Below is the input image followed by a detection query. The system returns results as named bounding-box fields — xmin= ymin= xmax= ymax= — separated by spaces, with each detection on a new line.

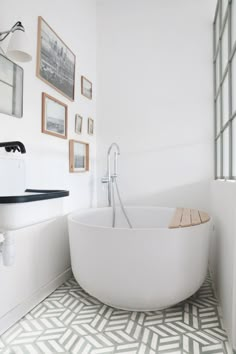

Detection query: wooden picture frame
xmin=87 ymin=118 xmax=94 ymax=135
xmin=37 ymin=17 xmax=76 ymax=101
xmin=81 ymin=76 xmax=92 ymax=100
xmin=75 ymin=114 xmax=83 ymax=134
xmin=42 ymin=92 xmax=68 ymax=139
xmin=69 ymin=140 xmax=89 ymax=172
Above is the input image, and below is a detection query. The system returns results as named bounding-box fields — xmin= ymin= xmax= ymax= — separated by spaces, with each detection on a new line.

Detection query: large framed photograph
xmin=75 ymin=114 xmax=83 ymax=134
xmin=81 ymin=76 xmax=92 ymax=100
xmin=42 ymin=92 xmax=68 ymax=139
xmin=37 ymin=17 xmax=76 ymax=101
xmin=87 ymin=118 xmax=94 ymax=135
xmin=69 ymin=140 xmax=89 ymax=172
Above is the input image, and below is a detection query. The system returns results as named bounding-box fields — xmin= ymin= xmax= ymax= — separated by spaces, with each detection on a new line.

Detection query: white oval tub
xmin=68 ymin=206 xmax=211 ymax=311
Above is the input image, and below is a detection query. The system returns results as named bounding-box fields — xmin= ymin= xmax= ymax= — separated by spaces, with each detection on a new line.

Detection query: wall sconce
xmin=0 ymin=21 xmax=32 ymax=63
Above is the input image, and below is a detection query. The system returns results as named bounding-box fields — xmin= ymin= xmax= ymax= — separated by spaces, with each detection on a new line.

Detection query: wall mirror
xmin=0 ymin=53 xmax=23 ymax=118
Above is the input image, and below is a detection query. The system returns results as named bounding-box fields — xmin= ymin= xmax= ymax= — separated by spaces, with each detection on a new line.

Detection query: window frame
xmin=214 ymin=0 xmax=236 ymax=180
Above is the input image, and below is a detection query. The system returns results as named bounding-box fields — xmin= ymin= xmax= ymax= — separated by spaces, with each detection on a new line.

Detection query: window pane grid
xmin=222 ymin=73 xmax=230 ymax=126
xmin=232 ymin=50 xmax=236 ymax=116
xmin=214 ymin=0 xmax=235 ymax=180
xmin=230 ymin=41 xmax=236 ymax=60
xmin=213 ymin=20 xmax=217 ymax=180
xmin=220 ymin=0 xmax=224 ymax=178
xmin=215 ymin=114 xmax=236 ymax=140
xmin=221 ymin=14 xmax=229 ymax=72
xmin=216 ymin=137 xmax=221 ymax=178
xmin=223 ymin=127 xmax=230 ymax=178
xmin=228 ymin=0 xmax=233 ymax=177
xmin=232 ymin=116 xmax=236 ymax=175
xmin=232 ymin=0 xmax=236 ymax=48
xmin=222 ymin=2 xmax=229 ymax=23
xmin=214 ymin=43 xmax=220 ymax=60
xmin=215 ymin=81 xmax=222 ymax=100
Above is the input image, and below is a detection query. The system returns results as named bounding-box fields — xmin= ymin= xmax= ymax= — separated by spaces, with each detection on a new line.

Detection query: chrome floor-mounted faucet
xmin=101 ymin=143 xmax=120 ymax=206
xmin=101 ymin=143 xmax=132 ymax=228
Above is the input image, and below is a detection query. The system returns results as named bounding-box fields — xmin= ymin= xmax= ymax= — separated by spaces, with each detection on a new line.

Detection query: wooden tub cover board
xmin=169 ymin=208 xmax=210 ymax=229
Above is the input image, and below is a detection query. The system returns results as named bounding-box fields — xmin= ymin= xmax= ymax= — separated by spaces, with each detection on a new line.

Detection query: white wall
xmin=210 ymin=181 xmax=236 ymax=349
xmin=0 ymin=0 xmax=97 ymax=211
xmin=96 ymin=0 xmax=216 ymax=210
xmin=0 ymin=0 xmax=96 ymax=333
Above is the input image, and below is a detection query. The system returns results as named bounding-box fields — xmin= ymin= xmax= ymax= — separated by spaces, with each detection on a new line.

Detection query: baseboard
xmin=0 ymin=268 xmax=72 ymax=336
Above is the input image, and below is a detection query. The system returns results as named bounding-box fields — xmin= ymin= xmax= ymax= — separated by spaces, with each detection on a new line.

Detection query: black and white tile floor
xmin=0 ymin=275 xmax=232 ymax=354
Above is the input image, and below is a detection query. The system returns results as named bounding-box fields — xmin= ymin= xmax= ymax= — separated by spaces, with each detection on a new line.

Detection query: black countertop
xmin=0 ymin=189 xmax=69 ymax=204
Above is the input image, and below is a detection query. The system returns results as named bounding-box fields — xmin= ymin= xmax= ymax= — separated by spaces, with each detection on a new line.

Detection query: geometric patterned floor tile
xmin=0 ymin=274 xmax=232 ymax=354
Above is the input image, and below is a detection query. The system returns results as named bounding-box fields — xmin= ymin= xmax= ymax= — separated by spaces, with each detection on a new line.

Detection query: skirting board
xmin=0 ymin=268 xmax=72 ymax=336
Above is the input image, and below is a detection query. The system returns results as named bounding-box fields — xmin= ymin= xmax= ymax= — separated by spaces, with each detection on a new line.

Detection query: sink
xmin=0 ymin=189 xmax=69 ymax=231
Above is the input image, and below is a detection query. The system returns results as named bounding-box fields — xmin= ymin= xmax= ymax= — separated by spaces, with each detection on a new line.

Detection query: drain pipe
xmin=0 ymin=232 xmax=16 ymax=266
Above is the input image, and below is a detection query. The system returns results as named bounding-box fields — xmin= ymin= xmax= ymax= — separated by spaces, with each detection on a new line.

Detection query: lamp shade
xmin=6 ymin=30 xmax=32 ymax=63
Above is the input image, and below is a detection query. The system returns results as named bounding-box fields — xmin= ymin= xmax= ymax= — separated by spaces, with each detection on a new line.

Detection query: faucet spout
xmin=0 ymin=141 xmax=26 ymax=154
xmin=107 ymin=142 xmax=120 ymax=156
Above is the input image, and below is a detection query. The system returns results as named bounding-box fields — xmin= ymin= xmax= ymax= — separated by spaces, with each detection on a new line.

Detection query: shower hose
xmin=111 ymin=178 xmax=132 ymax=229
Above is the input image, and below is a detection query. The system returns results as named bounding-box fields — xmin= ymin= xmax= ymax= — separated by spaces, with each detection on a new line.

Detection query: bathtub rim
xmin=68 ymin=206 xmax=211 ymax=231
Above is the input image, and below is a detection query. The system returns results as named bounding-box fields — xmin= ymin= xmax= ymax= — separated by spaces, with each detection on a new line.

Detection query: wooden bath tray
xmin=169 ymin=208 xmax=210 ymax=229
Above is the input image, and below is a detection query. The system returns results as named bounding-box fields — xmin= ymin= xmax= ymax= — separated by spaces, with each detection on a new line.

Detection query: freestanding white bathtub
xmin=68 ymin=207 xmax=211 ymax=311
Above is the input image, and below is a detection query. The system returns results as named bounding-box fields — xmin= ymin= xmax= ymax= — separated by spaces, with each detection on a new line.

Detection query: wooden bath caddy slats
xmin=180 ymin=208 xmax=191 ymax=228
xmin=199 ymin=211 xmax=210 ymax=224
xmin=169 ymin=208 xmax=183 ymax=229
xmin=169 ymin=208 xmax=210 ymax=229
xmin=191 ymin=208 xmax=201 ymax=225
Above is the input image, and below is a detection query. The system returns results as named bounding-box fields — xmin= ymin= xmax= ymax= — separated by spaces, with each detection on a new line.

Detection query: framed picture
xmin=88 ymin=118 xmax=94 ymax=135
xmin=75 ymin=114 xmax=83 ymax=134
xmin=81 ymin=76 xmax=92 ymax=99
xmin=69 ymin=140 xmax=89 ymax=172
xmin=42 ymin=92 xmax=67 ymax=139
xmin=37 ymin=16 xmax=76 ymax=101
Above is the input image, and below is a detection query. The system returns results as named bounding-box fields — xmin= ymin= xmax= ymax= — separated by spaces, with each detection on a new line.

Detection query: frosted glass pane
xmin=232 ymin=53 xmax=236 ymax=115
xmin=222 ymin=0 xmax=228 ymax=21
xmin=214 ymin=12 xmax=220 ymax=53
xmin=222 ymin=74 xmax=229 ymax=125
xmin=216 ymin=95 xmax=221 ymax=135
xmin=14 ymin=67 xmax=23 ymax=117
xmin=232 ymin=0 xmax=236 ymax=48
xmin=222 ymin=21 xmax=229 ymax=73
xmin=223 ymin=128 xmax=229 ymax=177
xmin=0 ymin=55 xmax=13 ymax=85
xmin=217 ymin=10 xmax=220 ymax=40
xmin=0 ymin=82 xmax=13 ymax=114
xmin=215 ymin=53 xmax=220 ymax=91
xmin=233 ymin=119 xmax=236 ymax=176
xmin=0 ymin=54 xmax=23 ymax=118
xmin=216 ymin=138 xmax=221 ymax=178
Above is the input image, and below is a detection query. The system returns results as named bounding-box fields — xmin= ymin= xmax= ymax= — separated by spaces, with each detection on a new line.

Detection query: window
xmin=214 ymin=0 xmax=236 ymax=179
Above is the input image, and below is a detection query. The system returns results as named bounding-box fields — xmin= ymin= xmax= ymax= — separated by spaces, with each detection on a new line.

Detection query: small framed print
xmin=81 ymin=76 xmax=92 ymax=99
xmin=42 ymin=92 xmax=67 ymax=139
xmin=75 ymin=114 xmax=83 ymax=134
xmin=88 ymin=118 xmax=94 ymax=135
xmin=69 ymin=140 xmax=89 ymax=172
